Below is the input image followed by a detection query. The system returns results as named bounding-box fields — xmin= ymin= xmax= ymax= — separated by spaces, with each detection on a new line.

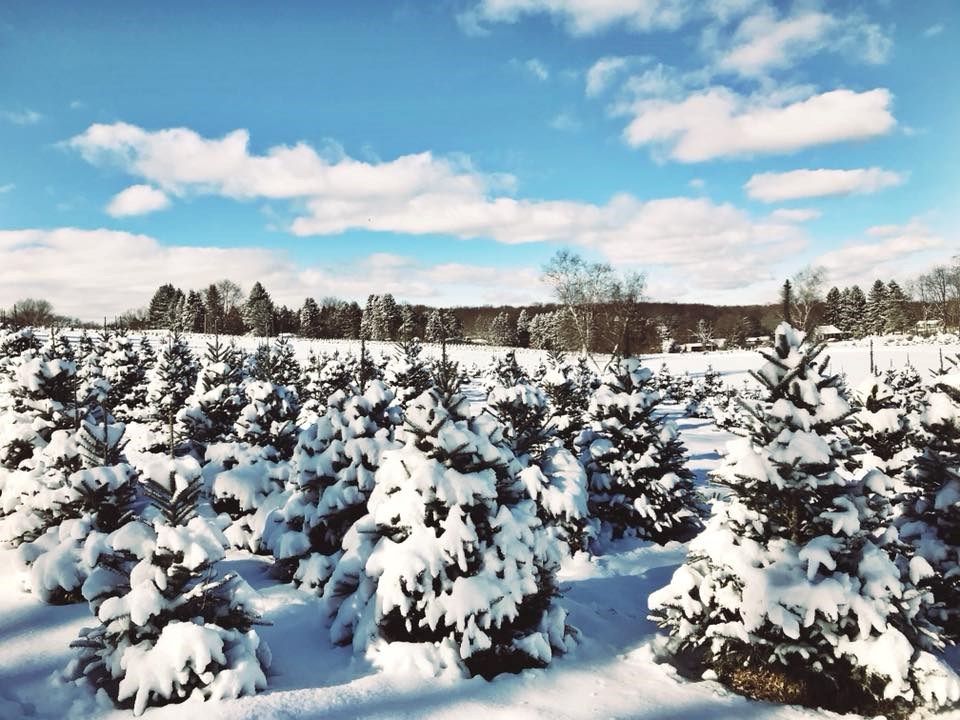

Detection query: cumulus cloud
xmin=291 ymin=192 xmax=805 ymax=286
xmin=0 ymin=183 xmax=13 ymax=194
xmin=622 ymin=87 xmax=895 ymax=162
xmin=69 ymin=122 xmax=506 ymax=201
xmin=459 ymin=0 xmax=695 ymax=36
xmin=106 ymin=184 xmax=171 ymax=217
xmin=815 ymin=221 xmax=945 ymax=284
xmin=745 ymin=167 xmax=905 ymax=202
xmin=68 ymin=121 xmax=805 ymax=290
xmin=0 ymin=228 xmax=550 ymax=319
xmin=924 ymin=23 xmax=944 ymax=38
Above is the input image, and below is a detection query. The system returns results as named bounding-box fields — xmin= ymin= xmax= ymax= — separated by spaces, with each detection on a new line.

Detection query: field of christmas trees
xmin=2 ymin=324 xmax=960 ymax=719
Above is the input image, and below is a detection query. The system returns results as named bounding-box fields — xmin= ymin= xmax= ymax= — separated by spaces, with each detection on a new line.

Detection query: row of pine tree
xmin=1 ymin=323 xmax=959 ymax=716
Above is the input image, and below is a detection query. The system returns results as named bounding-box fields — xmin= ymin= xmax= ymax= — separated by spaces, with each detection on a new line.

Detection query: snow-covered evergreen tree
xmin=515 ymin=309 xmax=531 ymax=348
xmin=398 ymin=303 xmax=418 ymax=342
xmin=299 ymin=297 xmax=322 ymax=338
xmin=70 ymin=457 xmax=269 ymax=715
xmin=824 ymin=286 xmax=843 ymax=328
xmin=425 ymin=308 xmax=462 ymax=343
xmin=384 ymin=337 xmax=433 ymax=409
xmin=483 ymin=349 xmax=529 ymax=391
xmin=884 ymin=363 xmax=926 ymax=416
xmin=486 ymin=383 xmax=590 ymax=553
xmin=299 ymin=350 xmax=355 ymax=419
xmin=234 ymin=380 xmax=299 ymax=459
xmin=100 ymin=331 xmax=146 ymax=421
xmin=8 ymin=461 xmax=137 ymax=603
xmin=204 ymin=441 xmax=288 ymax=551
xmin=901 ymin=368 xmax=960 ymax=640
xmin=179 ymin=336 xmax=246 ymax=446
xmin=539 ymin=351 xmax=591 ymax=453
xmin=138 ymin=335 xmax=156 ymax=371
xmin=354 ymin=338 xmax=381 ymax=392
xmin=578 ymin=358 xmax=700 ymax=543
xmin=146 ymin=333 xmax=198 ymax=455
xmin=846 ymin=376 xmax=914 ymax=479
xmin=885 ymin=280 xmax=910 ymax=334
xmin=866 ymin=279 xmax=889 ymax=336
xmin=843 ymin=285 xmax=868 ymax=337
xmin=8 ymin=337 xmax=80 ymax=441
xmin=649 ymin=324 xmax=959 ymax=716
xmin=487 ymin=311 xmax=514 ymax=346
xmin=77 ymin=409 xmax=128 ymax=469
xmin=265 ymin=380 xmax=400 ymax=586
xmin=685 ymin=364 xmax=725 ymax=418
xmin=323 ymin=386 xmax=572 ymax=678
xmin=181 ymin=289 xmax=206 ymax=333
xmin=251 ymin=335 xmax=301 ymax=392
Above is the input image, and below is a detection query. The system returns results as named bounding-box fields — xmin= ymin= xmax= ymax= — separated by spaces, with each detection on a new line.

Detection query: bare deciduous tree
xmin=541 ymin=250 xmax=646 ymax=370
xmin=790 ymin=266 xmax=826 ymax=331
xmin=9 ymin=298 xmax=55 ymax=327
xmin=694 ymin=319 xmax=714 ymax=347
xmin=915 ymin=263 xmax=960 ymax=332
xmin=214 ymin=279 xmax=243 ymax=314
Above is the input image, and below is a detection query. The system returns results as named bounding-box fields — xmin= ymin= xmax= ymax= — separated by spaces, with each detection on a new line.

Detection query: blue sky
xmin=1 ymin=0 xmax=957 ymax=319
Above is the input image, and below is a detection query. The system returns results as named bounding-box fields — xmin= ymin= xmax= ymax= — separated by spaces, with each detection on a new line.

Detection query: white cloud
xmin=714 ymin=9 xmax=891 ymax=77
xmin=459 ymin=0 xmax=695 ymax=36
xmin=524 ymin=58 xmax=549 ymax=80
xmin=622 ymin=87 xmax=895 ymax=162
xmin=815 ymin=221 xmax=945 ymax=284
xmin=745 ymin=167 xmax=905 ymax=202
xmin=769 ymin=208 xmax=821 ymax=222
xmin=106 ymin=184 xmax=171 ymax=217
xmin=688 ymin=178 xmax=705 ymax=190
xmin=718 ymin=10 xmax=832 ymax=76
xmin=924 ymin=23 xmax=944 ymax=37
xmin=69 ymin=123 xmax=502 ymax=201
xmin=67 ymin=121 xmax=807 ymax=292
xmin=0 ymin=183 xmax=13 ymax=194
xmin=585 ymin=56 xmax=631 ymax=96
xmin=293 ymin=193 xmax=805 ymax=292
xmin=0 ymin=228 xmax=550 ymax=319
xmin=2 ymin=108 xmax=42 ymax=125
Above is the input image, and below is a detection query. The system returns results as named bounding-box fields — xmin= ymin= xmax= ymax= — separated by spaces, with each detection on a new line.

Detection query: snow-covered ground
xmin=3 ymin=337 xmax=960 ymax=720
xmin=43 ymin=328 xmax=960 ymax=389
xmin=1 ymin=405 xmax=955 ymax=720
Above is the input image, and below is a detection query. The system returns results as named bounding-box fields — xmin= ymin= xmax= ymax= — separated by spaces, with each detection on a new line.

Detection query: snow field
xmin=3 ymin=328 xmax=960 ymax=719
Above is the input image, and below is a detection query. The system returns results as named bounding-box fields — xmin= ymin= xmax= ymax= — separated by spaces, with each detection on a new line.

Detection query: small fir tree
xmin=266 ymin=380 xmax=401 ymax=585
xmin=323 ymin=386 xmax=572 ymax=678
xmin=650 ymin=324 xmax=958 ymax=716
xmin=384 ymin=337 xmax=434 ymax=409
xmin=578 ymin=358 xmax=701 ymax=543
xmin=70 ymin=457 xmax=269 ymax=715
xmin=179 ymin=336 xmax=247 ymax=446
xmin=486 ymin=383 xmax=591 ymax=553
xmin=146 ymin=333 xmax=198 ymax=456
xmin=234 ymin=380 xmax=300 ymax=459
